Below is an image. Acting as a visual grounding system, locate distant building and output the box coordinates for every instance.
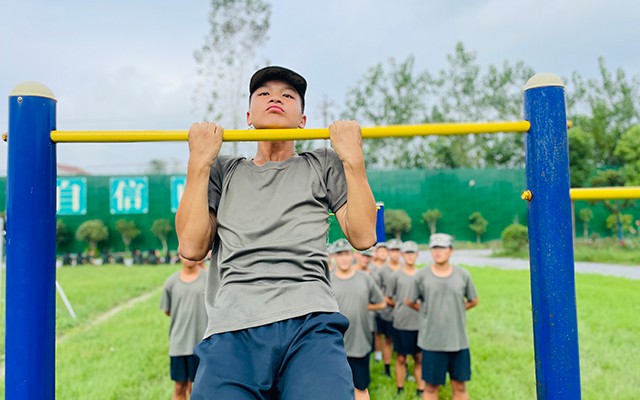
[57,163,91,176]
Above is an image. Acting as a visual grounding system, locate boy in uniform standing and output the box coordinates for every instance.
[388,241,425,397]
[160,255,208,400]
[331,239,386,399]
[369,242,388,363]
[407,234,479,400]
[377,238,403,377]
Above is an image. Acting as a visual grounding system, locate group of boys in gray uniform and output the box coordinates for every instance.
[330,238,385,400]
[162,229,478,400]
[329,233,479,400]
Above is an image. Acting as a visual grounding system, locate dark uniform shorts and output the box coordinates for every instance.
[393,329,420,356]
[170,354,199,382]
[347,355,371,390]
[421,348,471,386]
[379,318,396,339]
[374,315,384,333]
[191,312,353,400]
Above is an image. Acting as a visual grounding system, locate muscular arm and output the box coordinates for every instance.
[175,164,216,261]
[331,121,377,250]
[175,122,223,261]
[333,163,377,250]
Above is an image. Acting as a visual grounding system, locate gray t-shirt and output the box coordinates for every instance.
[388,269,420,331]
[364,264,383,330]
[331,270,384,358]
[368,262,385,288]
[377,264,401,321]
[409,265,478,351]
[368,262,386,320]
[160,270,209,356]
[205,149,348,336]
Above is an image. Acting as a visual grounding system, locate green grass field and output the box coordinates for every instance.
[0,265,175,354]
[1,264,639,399]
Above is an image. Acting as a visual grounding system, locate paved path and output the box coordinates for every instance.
[417,249,640,280]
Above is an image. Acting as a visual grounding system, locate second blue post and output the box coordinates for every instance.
[523,73,581,399]
[375,202,385,243]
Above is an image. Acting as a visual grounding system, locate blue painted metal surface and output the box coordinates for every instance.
[6,92,57,399]
[375,202,385,243]
[524,82,581,399]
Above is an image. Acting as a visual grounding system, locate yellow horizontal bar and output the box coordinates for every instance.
[50,121,531,143]
[570,187,640,200]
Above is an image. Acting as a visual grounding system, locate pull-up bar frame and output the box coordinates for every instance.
[7,73,621,399]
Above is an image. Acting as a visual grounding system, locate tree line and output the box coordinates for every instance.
[195,1,640,188]
[334,46,639,242]
[57,218,173,261]
[338,44,640,180]
[193,1,639,243]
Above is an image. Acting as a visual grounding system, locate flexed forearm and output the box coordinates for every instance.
[176,122,223,260]
[340,158,377,249]
[176,161,216,260]
[330,120,377,250]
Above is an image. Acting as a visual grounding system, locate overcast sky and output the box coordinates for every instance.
[1,0,639,176]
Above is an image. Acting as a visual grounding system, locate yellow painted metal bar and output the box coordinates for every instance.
[50,121,531,143]
[570,187,640,200]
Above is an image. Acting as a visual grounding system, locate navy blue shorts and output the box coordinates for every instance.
[375,315,384,333]
[393,329,420,356]
[379,319,396,339]
[347,356,371,390]
[170,355,199,382]
[191,312,354,400]
[421,349,471,386]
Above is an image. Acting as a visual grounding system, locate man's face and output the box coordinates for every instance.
[402,252,418,266]
[389,249,402,262]
[334,251,354,272]
[375,247,388,261]
[430,247,453,264]
[247,80,306,129]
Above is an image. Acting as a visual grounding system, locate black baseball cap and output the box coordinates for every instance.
[249,66,307,112]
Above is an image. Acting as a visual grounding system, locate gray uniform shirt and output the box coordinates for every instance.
[331,270,384,358]
[368,262,385,288]
[378,264,401,321]
[364,263,383,331]
[205,149,347,336]
[160,270,208,356]
[369,262,387,321]
[389,268,420,331]
[409,265,478,351]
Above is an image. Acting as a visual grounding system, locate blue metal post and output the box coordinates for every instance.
[375,202,385,243]
[6,82,57,400]
[523,74,581,399]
